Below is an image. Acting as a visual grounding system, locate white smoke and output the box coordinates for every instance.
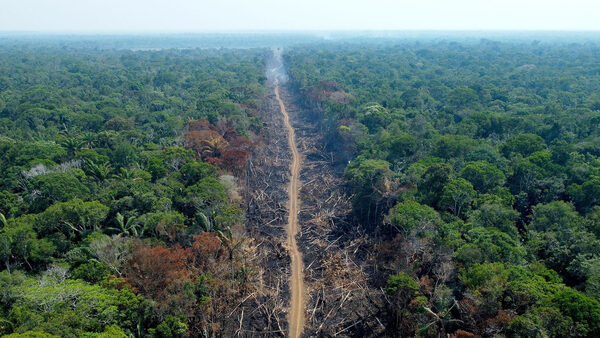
[266,47,288,85]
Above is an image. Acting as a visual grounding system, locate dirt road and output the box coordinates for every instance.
[275,84,305,337]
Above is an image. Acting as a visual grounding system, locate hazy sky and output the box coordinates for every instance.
[1,0,600,32]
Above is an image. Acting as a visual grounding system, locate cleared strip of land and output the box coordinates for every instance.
[275,84,305,338]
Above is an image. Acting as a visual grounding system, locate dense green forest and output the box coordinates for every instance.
[0,46,266,336]
[285,40,600,336]
[3,35,600,337]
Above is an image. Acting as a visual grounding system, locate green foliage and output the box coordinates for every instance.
[70,261,111,284]
[30,173,89,211]
[385,201,441,235]
[460,262,509,291]
[446,87,480,111]
[459,160,505,193]
[529,201,581,232]
[3,332,60,338]
[439,178,477,217]
[37,199,109,239]
[107,213,142,237]
[468,202,520,237]
[180,160,218,186]
[184,176,243,231]
[0,43,264,337]
[501,134,546,158]
[457,226,526,265]
[147,315,187,338]
[418,162,452,206]
[386,132,417,162]
[385,272,419,297]
[1,219,55,271]
[507,306,573,337]
[136,211,186,240]
[7,277,142,336]
[433,135,476,160]
[84,160,112,184]
[542,288,600,336]
[286,40,600,335]
[345,158,394,224]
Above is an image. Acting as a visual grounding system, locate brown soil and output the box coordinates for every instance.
[275,84,306,338]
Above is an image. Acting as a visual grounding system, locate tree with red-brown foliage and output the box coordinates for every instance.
[227,134,254,152]
[190,232,226,271]
[184,119,254,176]
[184,129,229,159]
[122,233,232,317]
[188,119,216,132]
[221,149,249,175]
[451,329,476,338]
[124,243,194,315]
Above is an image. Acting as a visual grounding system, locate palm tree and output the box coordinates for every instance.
[217,226,247,287]
[217,226,244,262]
[59,137,85,158]
[108,213,143,237]
[200,137,228,158]
[195,212,215,233]
[115,168,134,180]
[81,132,97,148]
[85,159,112,192]
[418,298,462,337]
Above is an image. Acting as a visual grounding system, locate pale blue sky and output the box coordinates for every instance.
[1,0,599,32]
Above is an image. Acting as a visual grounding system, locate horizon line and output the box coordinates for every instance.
[1,29,600,35]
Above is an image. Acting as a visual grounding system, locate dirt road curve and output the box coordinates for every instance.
[275,85,305,337]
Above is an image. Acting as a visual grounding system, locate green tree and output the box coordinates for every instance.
[1,219,55,271]
[84,160,112,188]
[460,160,506,193]
[107,213,142,237]
[345,158,395,225]
[456,226,526,265]
[418,162,452,206]
[385,272,426,331]
[386,271,420,298]
[446,87,480,111]
[37,199,109,239]
[180,160,217,186]
[146,157,167,181]
[386,132,417,162]
[468,202,520,237]
[507,306,574,338]
[501,134,546,157]
[8,278,142,336]
[385,201,442,235]
[147,315,187,338]
[137,211,186,241]
[439,178,477,217]
[0,233,11,272]
[543,288,600,336]
[31,173,89,211]
[529,201,581,233]
[58,137,85,159]
[433,135,476,160]
[3,332,60,338]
